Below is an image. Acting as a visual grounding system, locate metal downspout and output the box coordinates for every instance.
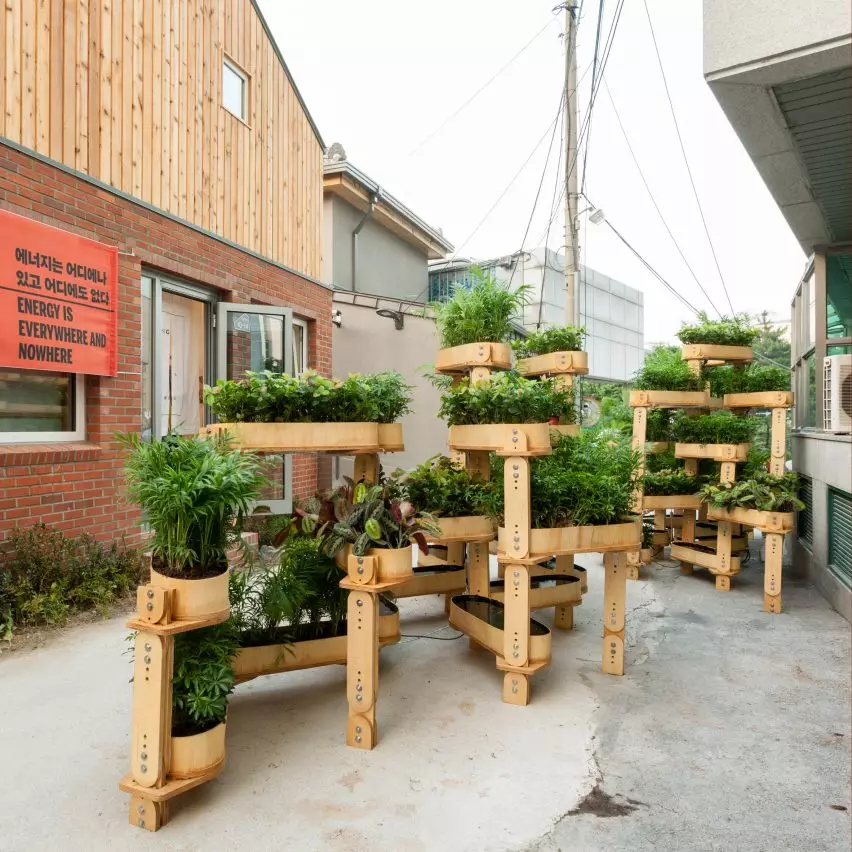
[352,189,381,291]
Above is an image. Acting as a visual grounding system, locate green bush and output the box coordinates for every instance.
[672,411,757,445]
[432,268,529,348]
[483,431,640,528]
[677,312,759,347]
[511,325,585,358]
[643,468,699,496]
[706,363,790,396]
[699,471,803,513]
[205,370,412,425]
[632,345,705,391]
[646,409,673,442]
[0,524,143,637]
[402,455,494,517]
[438,371,575,425]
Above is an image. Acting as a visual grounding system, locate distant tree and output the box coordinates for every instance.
[752,310,791,367]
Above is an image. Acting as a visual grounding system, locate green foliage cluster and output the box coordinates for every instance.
[438,371,575,425]
[205,370,411,424]
[672,411,757,445]
[646,409,674,442]
[643,468,699,496]
[632,345,705,391]
[642,517,654,549]
[483,432,640,528]
[511,325,585,358]
[752,311,791,366]
[304,477,440,557]
[706,363,790,396]
[431,268,529,348]
[699,470,804,513]
[646,449,677,472]
[122,433,263,577]
[402,455,494,517]
[677,312,759,347]
[580,381,632,433]
[172,622,237,736]
[0,525,143,640]
[237,513,297,548]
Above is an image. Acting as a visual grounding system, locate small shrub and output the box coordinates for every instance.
[706,363,790,396]
[633,345,705,392]
[699,471,803,513]
[402,455,494,517]
[438,371,575,425]
[511,325,585,358]
[677,311,759,347]
[432,268,529,348]
[646,409,673,442]
[643,468,699,496]
[672,411,757,445]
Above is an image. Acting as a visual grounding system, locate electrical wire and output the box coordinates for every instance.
[641,0,735,316]
[603,79,723,317]
[580,0,605,196]
[408,15,560,157]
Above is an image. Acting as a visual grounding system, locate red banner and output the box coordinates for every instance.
[0,208,118,376]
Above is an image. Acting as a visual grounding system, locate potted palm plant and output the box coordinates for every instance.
[122,433,263,619]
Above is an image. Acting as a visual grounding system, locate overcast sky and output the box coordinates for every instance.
[260,0,806,344]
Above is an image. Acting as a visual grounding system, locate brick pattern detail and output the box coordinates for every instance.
[0,143,331,546]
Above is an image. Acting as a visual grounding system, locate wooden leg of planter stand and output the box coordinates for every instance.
[680,563,694,575]
[129,796,168,832]
[697,503,708,523]
[770,407,787,478]
[554,604,574,631]
[717,520,733,575]
[654,509,666,531]
[720,462,737,484]
[346,589,379,750]
[602,551,627,676]
[502,671,530,705]
[354,453,379,485]
[467,541,490,597]
[764,532,784,613]
[681,512,696,544]
[715,575,731,591]
[626,549,641,581]
[503,563,530,670]
[631,407,648,513]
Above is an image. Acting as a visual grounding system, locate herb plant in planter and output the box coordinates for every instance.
[643,468,700,496]
[632,345,706,392]
[511,325,586,358]
[671,410,757,446]
[699,471,803,514]
[677,311,758,347]
[122,433,263,618]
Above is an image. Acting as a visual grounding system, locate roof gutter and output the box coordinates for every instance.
[352,189,381,292]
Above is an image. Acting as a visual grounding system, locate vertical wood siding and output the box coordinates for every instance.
[0,0,323,280]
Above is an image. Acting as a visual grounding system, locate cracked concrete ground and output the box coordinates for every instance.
[1,544,849,851]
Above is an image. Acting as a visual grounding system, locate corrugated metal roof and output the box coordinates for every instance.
[774,68,852,242]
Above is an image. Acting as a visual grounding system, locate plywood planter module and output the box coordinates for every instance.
[429,515,494,542]
[706,506,794,533]
[434,342,513,374]
[170,722,226,780]
[674,442,750,461]
[516,350,589,377]
[337,545,414,583]
[447,423,559,454]
[149,567,230,620]
[497,517,641,558]
[203,422,404,454]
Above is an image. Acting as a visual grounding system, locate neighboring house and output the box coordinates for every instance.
[0,0,329,539]
[322,146,454,472]
[428,249,645,383]
[705,0,852,619]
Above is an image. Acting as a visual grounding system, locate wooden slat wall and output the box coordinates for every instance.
[0,0,322,281]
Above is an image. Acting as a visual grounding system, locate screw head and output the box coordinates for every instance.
[357,557,364,564]
[146,589,154,599]
[146,602,153,611]
[355,726,362,734]
[512,652,519,658]
[144,643,152,652]
[137,805,145,815]
[138,819,146,828]
[512,429,519,435]
[357,567,364,574]
[512,472,519,479]
[356,695,363,702]
[356,599,363,607]
[356,684,363,692]
[513,570,519,578]
[511,686,518,694]
[143,655,151,665]
[355,735,362,743]
[141,752,148,761]
[140,764,147,773]
[512,464,519,470]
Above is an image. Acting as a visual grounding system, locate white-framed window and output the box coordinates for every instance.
[292,318,308,377]
[0,370,86,443]
[222,57,248,121]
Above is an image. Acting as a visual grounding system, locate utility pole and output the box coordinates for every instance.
[564,2,580,327]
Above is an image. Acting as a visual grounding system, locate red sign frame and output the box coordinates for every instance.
[0,208,118,377]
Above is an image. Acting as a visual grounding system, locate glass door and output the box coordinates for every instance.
[216,303,294,513]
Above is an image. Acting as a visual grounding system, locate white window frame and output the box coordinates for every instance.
[292,318,308,377]
[0,373,86,443]
[222,56,248,122]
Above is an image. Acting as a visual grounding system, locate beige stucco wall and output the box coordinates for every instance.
[331,295,446,477]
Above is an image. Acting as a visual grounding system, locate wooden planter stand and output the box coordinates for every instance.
[516,349,589,389]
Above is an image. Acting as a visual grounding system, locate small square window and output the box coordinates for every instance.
[223,58,247,121]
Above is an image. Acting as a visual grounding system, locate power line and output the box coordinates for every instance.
[408,16,560,157]
[603,79,723,317]
[641,0,735,316]
[580,0,605,196]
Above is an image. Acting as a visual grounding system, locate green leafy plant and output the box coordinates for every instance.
[643,468,699,496]
[431,268,529,348]
[646,448,677,472]
[580,381,632,433]
[438,371,575,425]
[205,370,412,424]
[632,345,706,391]
[699,471,803,513]
[511,325,585,358]
[677,311,759,347]
[646,409,673,442]
[642,517,654,549]
[171,622,238,736]
[121,433,263,578]
[706,363,790,396]
[0,524,143,636]
[402,455,494,517]
[672,410,757,445]
[483,431,640,528]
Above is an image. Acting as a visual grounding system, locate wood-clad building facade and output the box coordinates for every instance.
[0,0,330,544]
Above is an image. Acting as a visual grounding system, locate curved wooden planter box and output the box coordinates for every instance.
[681,344,753,363]
[642,494,702,510]
[336,545,413,582]
[394,565,466,598]
[489,574,581,609]
[231,603,401,682]
[449,594,551,662]
[170,722,226,780]
[435,342,513,374]
[670,542,742,574]
[203,422,404,454]
[630,390,718,409]
[706,506,794,533]
[517,350,588,377]
[674,442,750,461]
[447,423,578,454]
[723,391,793,409]
[149,568,230,620]
[639,548,654,564]
[498,518,641,557]
[429,515,494,543]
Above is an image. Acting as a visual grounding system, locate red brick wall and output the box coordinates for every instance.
[0,142,331,546]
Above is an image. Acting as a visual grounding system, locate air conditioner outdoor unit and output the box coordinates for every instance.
[823,354,852,432]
